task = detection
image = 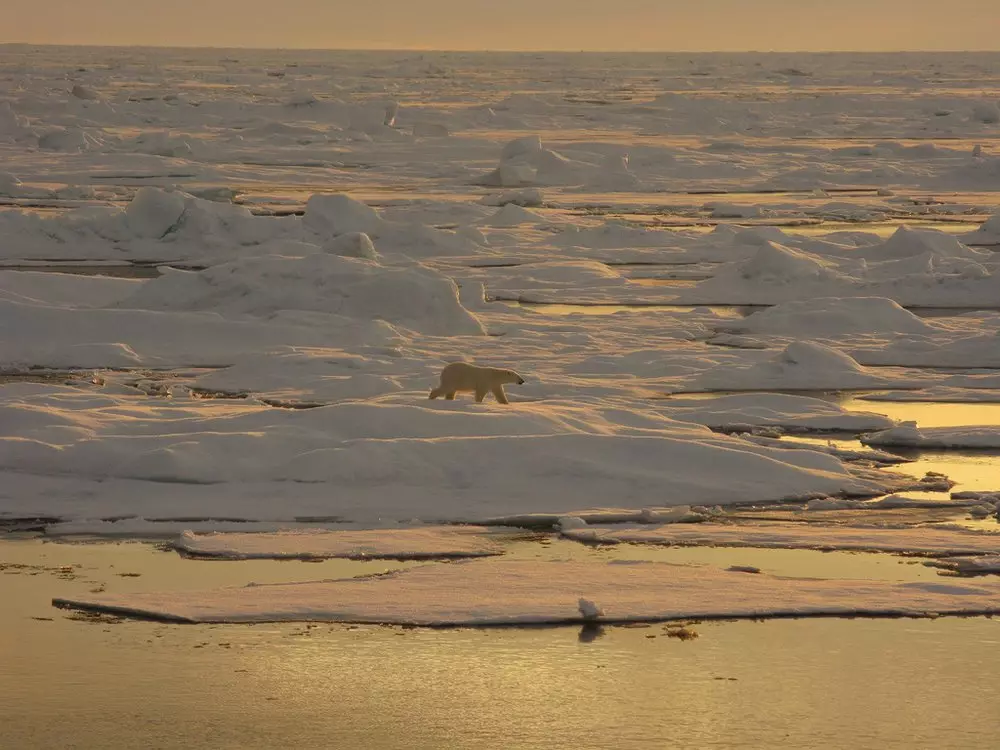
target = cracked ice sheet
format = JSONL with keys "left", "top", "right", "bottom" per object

{"left": 174, "top": 526, "right": 517, "bottom": 560}
{"left": 51, "top": 559, "right": 1000, "bottom": 625}
{"left": 561, "top": 523, "right": 1000, "bottom": 557}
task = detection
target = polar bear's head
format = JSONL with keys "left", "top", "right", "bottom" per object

{"left": 501, "top": 369, "right": 525, "bottom": 385}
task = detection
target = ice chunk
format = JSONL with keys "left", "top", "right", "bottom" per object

{"left": 327, "top": 232, "right": 378, "bottom": 260}
{"left": 125, "top": 187, "right": 187, "bottom": 239}
{"left": 578, "top": 598, "right": 604, "bottom": 620}
{"left": 303, "top": 194, "right": 385, "bottom": 238}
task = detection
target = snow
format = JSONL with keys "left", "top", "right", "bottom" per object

{"left": 561, "top": 523, "right": 1000, "bottom": 557}
{"left": 2, "top": 47, "right": 1000, "bottom": 555}
{"left": 52, "top": 558, "right": 1000, "bottom": 625}
{"left": 722, "top": 297, "right": 937, "bottom": 337}
{"left": 862, "top": 422, "right": 1000, "bottom": 450}
{"left": 693, "top": 342, "right": 903, "bottom": 391}
{"left": 660, "top": 393, "right": 895, "bottom": 432}
{"left": 174, "top": 526, "right": 511, "bottom": 560}
{"left": 0, "top": 386, "right": 889, "bottom": 526}
{"left": 115, "top": 254, "right": 486, "bottom": 336}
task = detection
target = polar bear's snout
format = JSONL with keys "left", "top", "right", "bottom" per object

{"left": 517, "top": 376, "right": 525, "bottom": 384}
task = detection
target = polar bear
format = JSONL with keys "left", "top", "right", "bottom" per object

{"left": 429, "top": 362, "right": 525, "bottom": 404}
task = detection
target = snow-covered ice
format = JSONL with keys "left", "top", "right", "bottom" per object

{"left": 561, "top": 523, "right": 1000, "bottom": 557}
{"left": 863, "top": 422, "right": 1000, "bottom": 450}
{"left": 2, "top": 48, "right": 1000, "bottom": 589}
{"left": 174, "top": 526, "right": 513, "bottom": 560}
{"left": 52, "top": 558, "right": 1000, "bottom": 625}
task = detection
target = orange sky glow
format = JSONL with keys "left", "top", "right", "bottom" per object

{"left": 4, "top": 1, "right": 1000, "bottom": 51}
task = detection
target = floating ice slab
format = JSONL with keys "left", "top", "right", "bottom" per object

{"left": 862, "top": 423, "right": 1000, "bottom": 450}
{"left": 174, "top": 526, "right": 512, "bottom": 560}
{"left": 52, "top": 559, "right": 1000, "bottom": 625}
{"left": 926, "top": 556, "right": 1000, "bottom": 575}
{"left": 561, "top": 523, "right": 1000, "bottom": 557}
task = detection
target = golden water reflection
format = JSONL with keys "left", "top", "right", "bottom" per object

{"left": 2, "top": 539, "right": 999, "bottom": 749}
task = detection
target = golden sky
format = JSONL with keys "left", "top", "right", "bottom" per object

{"left": 4, "top": 0, "right": 1000, "bottom": 50}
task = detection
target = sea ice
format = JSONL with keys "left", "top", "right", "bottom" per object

{"left": 174, "top": 526, "right": 513, "bottom": 560}
{"left": 52, "top": 558, "right": 1000, "bottom": 625}
{"left": 561, "top": 523, "right": 1000, "bottom": 557}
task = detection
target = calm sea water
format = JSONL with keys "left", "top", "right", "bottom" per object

{"left": 2, "top": 539, "right": 999, "bottom": 750}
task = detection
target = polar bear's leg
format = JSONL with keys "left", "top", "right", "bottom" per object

{"left": 491, "top": 385, "right": 509, "bottom": 404}
{"left": 474, "top": 388, "right": 488, "bottom": 403}
{"left": 445, "top": 391, "right": 457, "bottom": 400}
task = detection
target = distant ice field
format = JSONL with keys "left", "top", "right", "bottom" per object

{"left": 1, "top": 48, "right": 999, "bottom": 597}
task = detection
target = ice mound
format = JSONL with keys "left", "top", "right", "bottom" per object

{"left": 560, "top": 524, "right": 1000, "bottom": 557}
{"left": 125, "top": 187, "right": 187, "bottom": 239}
{"left": 481, "top": 135, "right": 593, "bottom": 187}
{"left": 728, "top": 297, "right": 936, "bottom": 336}
{"left": 963, "top": 210, "right": 1000, "bottom": 245}
{"left": 736, "top": 241, "right": 842, "bottom": 282}
{"left": 52, "top": 559, "right": 1000, "bottom": 625}
{"left": 856, "top": 226, "right": 990, "bottom": 262}
{"left": 694, "top": 342, "right": 895, "bottom": 391}
{"left": 303, "top": 193, "right": 386, "bottom": 237}
{"left": 116, "top": 254, "right": 486, "bottom": 335}
{"left": 327, "top": 232, "right": 379, "bottom": 260}
{"left": 862, "top": 423, "right": 1000, "bottom": 450}
{"left": 175, "top": 526, "right": 510, "bottom": 560}
{"left": 661, "top": 393, "right": 896, "bottom": 432}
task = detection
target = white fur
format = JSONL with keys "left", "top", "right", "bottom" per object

{"left": 429, "top": 362, "right": 525, "bottom": 404}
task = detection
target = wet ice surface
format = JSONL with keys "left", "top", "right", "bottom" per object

{"left": 2, "top": 48, "right": 1000, "bottom": 636}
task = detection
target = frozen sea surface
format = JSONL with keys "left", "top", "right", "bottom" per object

{"left": 2, "top": 48, "right": 1000, "bottom": 636}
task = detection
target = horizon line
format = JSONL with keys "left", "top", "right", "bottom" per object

{"left": 1, "top": 42, "right": 998, "bottom": 55}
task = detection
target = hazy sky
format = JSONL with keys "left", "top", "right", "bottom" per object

{"left": 5, "top": 1, "right": 999, "bottom": 51}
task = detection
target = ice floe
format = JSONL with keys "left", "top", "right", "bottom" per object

{"left": 862, "top": 422, "right": 1000, "bottom": 450}
{"left": 561, "top": 523, "right": 1000, "bottom": 557}
{"left": 174, "top": 526, "right": 514, "bottom": 560}
{"left": 52, "top": 558, "right": 1000, "bottom": 625}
